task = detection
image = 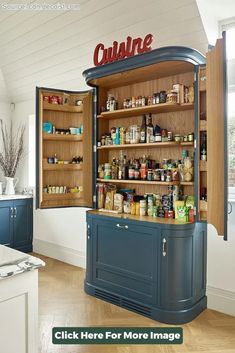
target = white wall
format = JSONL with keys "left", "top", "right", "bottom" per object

{"left": 0, "top": 101, "right": 11, "bottom": 182}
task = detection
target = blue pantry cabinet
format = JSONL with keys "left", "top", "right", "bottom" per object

{"left": 0, "top": 198, "right": 33, "bottom": 252}
{"left": 82, "top": 38, "right": 227, "bottom": 324}
{"left": 85, "top": 212, "right": 207, "bottom": 324}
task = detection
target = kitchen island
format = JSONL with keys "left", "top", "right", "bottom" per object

{"left": 0, "top": 245, "right": 44, "bottom": 353}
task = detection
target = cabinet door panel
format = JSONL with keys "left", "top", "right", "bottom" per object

{"left": 36, "top": 87, "right": 93, "bottom": 209}
{"left": 0, "top": 203, "right": 13, "bottom": 246}
{"left": 92, "top": 218, "right": 159, "bottom": 304}
{"left": 13, "top": 200, "right": 32, "bottom": 249}
{"left": 160, "top": 231, "right": 194, "bottom": 310}
{"left": 206, "top": 37, "right": 227, "bottom": 237}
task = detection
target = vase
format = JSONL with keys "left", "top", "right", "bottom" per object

{"left": 5, "top": 177, "right": 19, "bottom": 195}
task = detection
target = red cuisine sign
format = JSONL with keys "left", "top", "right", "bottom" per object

{"left": 93, "top": 34, "right": 153, "bottom": 66}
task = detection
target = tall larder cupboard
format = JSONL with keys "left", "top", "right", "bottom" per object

{"left": 36, "top": 37, "right": 227, "bottom": 324}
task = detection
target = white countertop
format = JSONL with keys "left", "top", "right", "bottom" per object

{"left": 0, "top": 194, "right": 33, "bottom": 201}
{"left": 0, "top": 245, "right": 45, "bottom": 279}
{"left": 0, "top": 246, "right": 29, "bottom": 266}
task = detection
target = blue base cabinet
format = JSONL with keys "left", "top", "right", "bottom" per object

{"left": 85, "top": 212, "right": 207, "bottom": 324}
{"left": 0, "top": 198, "right": 33, "bottom": 252}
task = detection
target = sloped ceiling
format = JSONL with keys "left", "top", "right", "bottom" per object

{"left": 0, "top": 0, "right": 208, "bottom": 102}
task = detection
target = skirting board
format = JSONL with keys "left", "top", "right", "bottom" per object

{"left": 207, "top": 285, "right": 235, "bottom": 317}
{"left": 33, "top": 239, "right": 86, "bottom": 269}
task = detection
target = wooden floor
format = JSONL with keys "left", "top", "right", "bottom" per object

{"left": 37, "top": 254, "right": 235, "bottom": 353}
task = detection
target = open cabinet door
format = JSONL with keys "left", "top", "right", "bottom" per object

{"left": 36, "top": 87, "right": 93, "bottom": 209}
{"left": 206, "top": 35, "right": 228, "bottom": 238}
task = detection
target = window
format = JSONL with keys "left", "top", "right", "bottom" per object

{"left": 28, "top": 114, "right": 35, "bottom": 187}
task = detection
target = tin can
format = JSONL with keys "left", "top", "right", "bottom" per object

{"left": 140, "top": 199, "right": 146, "bottom": 216}
{"left": 147, "top": 169, "right": 154, "bottom": 181}
{"left": 168, "top": 131, "right": 173, "bottom": 141}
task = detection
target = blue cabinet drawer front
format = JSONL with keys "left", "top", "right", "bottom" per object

{"left": 94, "top": 220, "right": 157, "bottom": 278}
{"left": 92, "top": 218, "right": 159, "bottom": 305}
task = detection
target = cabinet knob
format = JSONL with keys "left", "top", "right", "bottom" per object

{"left": 10, "top": 207, "right": 13, "bottom": 218}
{"left": 162, "top": 238, "right": 167, "bottom": 257}
{"left": 116, "top": 223, "right": 128, "bottom": 229}
{"left": 14, "top": 207, "right": 17, "bottom": 218}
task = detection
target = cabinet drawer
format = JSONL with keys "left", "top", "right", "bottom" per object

{"left": 92, "top": 218, "right": 159, "bottom": 304}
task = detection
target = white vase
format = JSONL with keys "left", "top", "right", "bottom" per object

{"left": 5, "top": 177, "right": 19, "bottom": 195}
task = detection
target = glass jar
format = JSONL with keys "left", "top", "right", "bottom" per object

{"left": 140, "top": 199, "right": 146, "bottom": 216}
{"left": 167, "top": 90, "right": 178, "bottom": 103}
{"left": 159, "top": 90, "right": 167, "bottom": 103}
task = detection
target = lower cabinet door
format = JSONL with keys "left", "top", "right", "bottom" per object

{"left": 92, "top": 218, "right": 159, "bottom": 305}
{"left": 0, "top": 202, "right": 13, "bottom": 246}
{"left": 160, "top": 228, "right": 194, "bottom": 310}
{"left": 13, "top": 200, "right": 33, "bottom": 251}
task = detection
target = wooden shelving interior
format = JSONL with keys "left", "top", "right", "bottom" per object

{"left": 97, "top": 178, "right": 194, "bottom": 186}
{"left": 97, "top": 68, "right": 195, "bottom": 206}
{"left": 97, "top": 102, "right": 193, "bottom": 120}
{"left": 43, "top": 162, "right": 83, "bottom": 171}
{"left": 39, "top": 88, "right": 93, "bottom": 208}
{"left": 43, "top": 101, "right": 83, "bottom": 113}
{"left": 199, "top": 66, "right": 207, "bottom": 221}
{"left": 43, "top": 133, "right": 83, "bottom": 142}
{"left": 97, "top": 141, "right": 193, "bottom": 150}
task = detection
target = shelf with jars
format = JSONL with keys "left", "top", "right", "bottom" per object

{"left": 97, "top": 141, "right": 193, "bottom": 150}
{"left": 97, "top": 102, "right": 193, "bottom": 119}
{"left": 36, "top": 87, "right": 93, "bottom": 208}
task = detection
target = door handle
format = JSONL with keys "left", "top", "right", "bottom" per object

{"left": 14, "top": 207, "right": 17, "bottom": 218}
{"left": 162, "top": 238, "right": 167, "bottom": 257}
{"left": 116, "top": 223, "right": 128, "bottom": 229}
{"left": 228, "top": 202, "right": 233, "bottom": 215}
{"left": 10, "top": 207, "right": 13, "bottom": 218}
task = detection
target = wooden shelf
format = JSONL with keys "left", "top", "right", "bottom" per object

{"left": 97, "top": 178, "right": 193, "bottom": 186}
{"left": 97, "top": 103, "right": 194, "bottom": 120}
{"left": 199, "top": 120, "right": 207, "bottom": 131}
{"left": 43, "top": 133, "right": 83, "bottom": 142}
{"left": 180, "top": 182, "right": 194, "bottom": 186}
{"left": 97, "top": 141, "right": 194, "bottom": 150}
{"left": 43, "top": 163, "right": 83, "bottom": 171}
{"left": 88, "top": 210, "right": 190, "bottom": 225}
{"left": 43, "top": 101, "right": 82, "bottom": 113}
{"left": 200, "top": 160, "right": 207, "bottom": 171}
{"left": 43, "top": 193, "right": 82, "bottom": 201}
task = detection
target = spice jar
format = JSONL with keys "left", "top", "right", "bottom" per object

{"left": 161, "top": 129, "right": 168, "bottom": 142}
{"left": 159, "top": 90, "right": 167, "bottom": 103}
{"left": 167, "top": 90, "right": 178, "bottom": 103}
{"left": 188, "top": 132, "right": 194, "bottom": 142}
{"left": 154, "top": 169, "right": 161, "bottom": 181}
{"left": 147, "top": 169, "right": 154, "bottom": 181}
{"left": 166, "top": 170, "right": 172, "bottom": 182}
{"left": 174, "top": 134, "right": 181, "bottom": 142}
